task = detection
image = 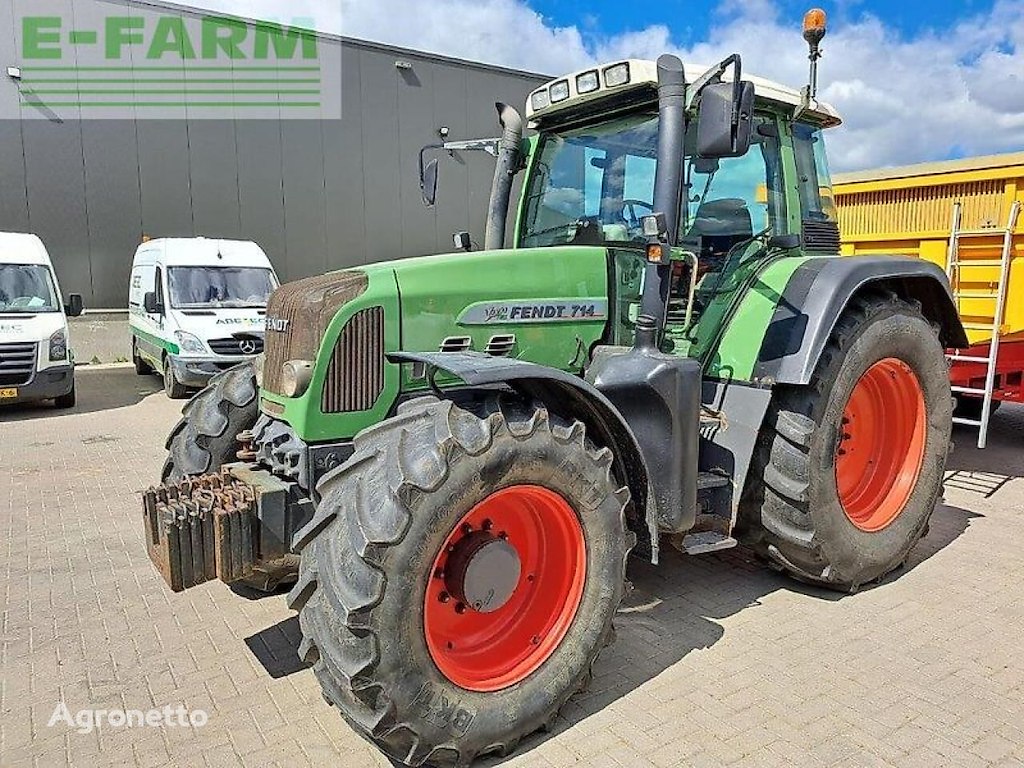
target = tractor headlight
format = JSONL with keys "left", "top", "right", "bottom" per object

{"left": 576, "top": 70, "right": 599, "bottom": 94}
{"left": 174, "top": 331, "right": 206, "bottom": 354}
{"left": 549, "top": 80, "right": 570, "bottom": 102}
{"left": 281, "top": 359, "right": 314, "bottom": 398}
{"left": 530, "top": 89, "right": 550, "bottom": 111}
{"left": 604, "top": 62, "right": 630, "bottom": 88}
{"left": 49, "top": 329, "right": 68, "bottom": 361}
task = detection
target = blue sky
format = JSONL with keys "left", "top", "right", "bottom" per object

{"left": 198, "top": 0, "right": 1024, "bottom": 170}
{"left": 530, "top": 0, "right": 996, "bottom": 45}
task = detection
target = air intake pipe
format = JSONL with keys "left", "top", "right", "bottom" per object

{"left": 484, "top": 102, "right": 524, "bottom": 250}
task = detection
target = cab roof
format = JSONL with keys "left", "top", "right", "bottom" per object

{"left": 527, "top": 58, "right": 842, "bottom": 128}
{"left": 0, "top": 232, "right": 51, "bottom": 267}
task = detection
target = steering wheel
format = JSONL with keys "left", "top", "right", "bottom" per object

{"left": 622, "top": 199, "right": 654, "bottom": 230}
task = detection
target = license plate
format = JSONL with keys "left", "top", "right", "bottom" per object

{"left": 0, "top": 388, "right": 18, "bottom": 400}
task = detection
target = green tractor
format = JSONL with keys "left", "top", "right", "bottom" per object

{"left": 143, "top": 12, "right": 966, "bottom": 767}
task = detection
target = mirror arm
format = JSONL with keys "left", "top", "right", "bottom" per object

{"left": 686, "top": 53, "right": 742, "bottom": 111}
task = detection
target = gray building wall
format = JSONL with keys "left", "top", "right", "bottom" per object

{"left": 0, "top": 2, "right": 546, "bottom": 307}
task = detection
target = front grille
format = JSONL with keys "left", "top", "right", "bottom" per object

{"left": 322, "top": 307, "right": 385, "bottom": 414}
{"left": 263, "top": 271, "right": 369, "bottom": 395}
{"left": 0, "top": 342, "right": 37, "bottom": 387}
{"left": 208, "top": 337, "right": 264, "bottom": 356}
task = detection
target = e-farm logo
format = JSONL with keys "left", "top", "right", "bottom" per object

{"left": 10, "top": 2, "right": 339, "bottom": 119}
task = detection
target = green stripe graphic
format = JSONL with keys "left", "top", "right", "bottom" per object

{"left": 26, "top": 89, "right": 320, "bottom": 94}
{"left": 22, "top": 78, "right": 321, "bottom": 84}
{"left": 20, "top": 66, "right": 321, "bottom": 72}
{"left": 24, "top": 101, "right": 321, "bottom": 107}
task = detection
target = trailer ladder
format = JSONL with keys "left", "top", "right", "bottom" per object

{"left": 945, "top": 199, "right": 1021, "bottom": 449}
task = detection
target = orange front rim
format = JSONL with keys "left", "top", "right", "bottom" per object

{"left": 835, "top": 358, "right": 927, "bottom": 532}
{"left": 423, "top": 485, "right": 586, "bottom": 692}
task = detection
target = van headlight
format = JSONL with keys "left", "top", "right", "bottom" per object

{"left": 281, "top": 360, "right": 314, "bottom": 398}
{"left": 174, "top": 331, "right": 206, "bottom": 354}
{"left": 49, "top": 329, "right": 68, "bottom": 361}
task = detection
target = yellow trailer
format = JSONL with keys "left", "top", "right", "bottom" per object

{"left": 834, "top": 152, "right": 1024, "bottom": 446}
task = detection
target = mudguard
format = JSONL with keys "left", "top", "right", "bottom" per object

{"left": 387, "top": 351, "right": 660, "bottom": 561}
{"left": 754, "top": 256, "right": 968, "bottom": 385}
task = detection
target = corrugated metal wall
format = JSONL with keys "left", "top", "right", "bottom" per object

{"left": 0, "top": 2, "right": 545, "bottom": 307}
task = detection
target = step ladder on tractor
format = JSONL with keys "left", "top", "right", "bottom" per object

{"left": 945, "top": 199, "right": 1022, "bottom": 449}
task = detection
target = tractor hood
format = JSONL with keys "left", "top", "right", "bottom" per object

{"left": 385, "top": 245, "right": 610, "bottom": 370}
{"left": 259, "top": 245, "right": 615, "bottom": 442}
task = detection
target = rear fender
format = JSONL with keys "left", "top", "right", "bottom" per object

{"left": 754, "top": 256, "right": 968, "bottom": 385}
{"left": 387, "top": 351, "right": 658, "bottom": 562}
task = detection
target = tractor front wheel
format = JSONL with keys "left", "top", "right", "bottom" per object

{"left": 744, "top": 293, "right": 951, "bottom": 591}
{"left": 287, "top": 395, "right": 633, "bottom": 767}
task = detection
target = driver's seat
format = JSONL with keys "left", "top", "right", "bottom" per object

{"left": 683, "top": 198, "right": 753, "bottom": 276}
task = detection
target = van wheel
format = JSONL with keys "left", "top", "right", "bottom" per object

{"left": 133, "top": 339, "right": 152, "bottom": 375}
{"left": 54, "top": 383, "right": 76, "bottom": 409}
{"left": 163, "top": 358, "right": 190, "bottom": 400}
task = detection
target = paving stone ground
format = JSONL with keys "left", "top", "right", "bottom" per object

{"left": 2, "top": 367, "right": 1023, "bottom": 768}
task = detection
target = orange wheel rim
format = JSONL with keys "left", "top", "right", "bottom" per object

{"left": 835, "top": 358, "right": 927, "bottom": 532}
{"left": 423, "top": 485, "right": 586, "bottom": 692}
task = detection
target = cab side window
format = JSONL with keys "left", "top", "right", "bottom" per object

{"left": 792, "top": 122, "right": 837, "bottom": 223}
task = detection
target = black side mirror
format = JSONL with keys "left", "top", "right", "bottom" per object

{"left": 65, "top": 293, "right": 84, "bottom": 318}
{"left": 421, "top": 158, "right": 439, "bottom": 207}
{"left": 696, "top": 81, "right": 755, "bottom": 159}
{"left": 143, "top": 292, "right": 161, "bottom": 314}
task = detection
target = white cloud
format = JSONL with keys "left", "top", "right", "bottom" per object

{"left": 182, "top": 0, "right": 1023, "bottom": 171}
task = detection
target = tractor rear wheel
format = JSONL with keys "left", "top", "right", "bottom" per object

{"left": 162, "top": 361, "right": 298, "bottom": 592}
{"left": 744, "top": 293, "right": 951, "bottom": 591}
{"left": 287, "top": 395, "right": 633, "bottom": 767}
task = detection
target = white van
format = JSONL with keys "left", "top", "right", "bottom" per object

{"left": 0, "top": 232, "right": 83, "bottom": 409}
{"left": 129, "top": 238, "right": 279, "bottom": 399}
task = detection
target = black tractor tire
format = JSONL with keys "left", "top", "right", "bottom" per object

{"left": 163, "top": 357, "right": 190, "bottom": 400}
{"left": 133, "top": 339, "right": 152, "bottom": 375}
{"left": 287, "top": 395, "right": 633, "bottom": 767}
{"left": 741, "top": 293, "right": 952, "bottom": 592}
{"left": 162, "top": 361, "right": 298, "bottom": 592}
{"left": 54, "top": 382, "right": 76, "bottom": 409}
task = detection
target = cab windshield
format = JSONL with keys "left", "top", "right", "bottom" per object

{"left": 519, "top": 111, "right": 785, "bottom": 251}
{"left": 168, "top": 267, "right": 277, "bottom": 309}
{"left": 0, "top": 264, "right": 60, "bottom": 313}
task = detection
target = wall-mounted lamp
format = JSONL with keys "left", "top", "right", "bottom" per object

{"left": 395, "top": 60, "right": 413, "bottom": 71}
{"left": 439, "top": 126, "right": 450, "bottom": 139}
{"left": 7, "top": 66, "right": 22, "bottom": 80}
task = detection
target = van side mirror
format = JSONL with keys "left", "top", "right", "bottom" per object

{"left": 421, "top": 158, "right": 439, "bottom": 207}
{"left": 65, "top": 293, "right": 84, "bottom": 318}
{"left": 143, "top": 292, "right": 161, "bottom": 314}
{"left": 696, "top": 81, "right": 755, "bottom": 158}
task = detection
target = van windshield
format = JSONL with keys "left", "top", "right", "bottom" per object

{"left": 168, "top": 267, "right": 277, "bottom": 309}
{"left": 0, "top": 264, "right": 60, "bottom": 313}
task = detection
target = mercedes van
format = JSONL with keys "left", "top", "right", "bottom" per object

{"left": 0, "top": 232, "right": 83, "bottom": 409}
{"left": 129, "top": 238, "right": 279, "bottom": 399}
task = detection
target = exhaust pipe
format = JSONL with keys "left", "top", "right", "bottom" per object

{"left": 638, "top": 55, "right": 687, "bottom": 335}
{"left": 484, "top": 102, "right": 524, "bottom": 250}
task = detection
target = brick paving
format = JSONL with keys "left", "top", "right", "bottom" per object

{"left": 2, "top": 367, "right": 1024, "bottom": 768}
